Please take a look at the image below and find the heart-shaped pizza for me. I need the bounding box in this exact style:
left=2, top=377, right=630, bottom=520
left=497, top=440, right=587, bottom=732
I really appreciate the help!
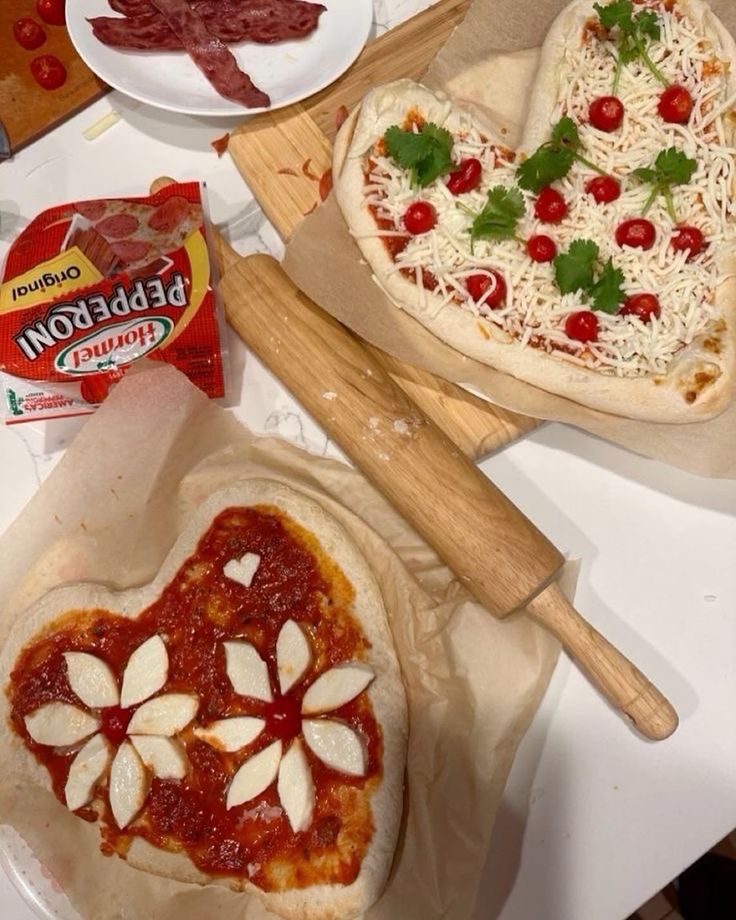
left=1, top=481, right=407, bottom=920
left=334, top=0, right=736, bottom=423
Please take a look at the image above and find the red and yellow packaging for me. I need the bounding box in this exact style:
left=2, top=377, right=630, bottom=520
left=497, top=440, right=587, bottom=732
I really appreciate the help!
left=0, top=182, right=227, bottom=422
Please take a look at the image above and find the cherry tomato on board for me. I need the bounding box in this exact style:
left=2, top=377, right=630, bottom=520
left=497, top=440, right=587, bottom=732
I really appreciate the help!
left=30, top=54, right=67, bottom=91
left=585, top=175, right=621, bottom=204
left=526, top=234, right=557, bottom=263
left=616, top=218, right=656, bottom=250
left=657, top=84, right=693, bottom=124
left=402, top=201, right=437, bottom=235
left=671, top=225, right=705, bottom=259
left=589, top=96, right=625, bottom=132
left=466, top=271, right=507, bottom=308
left=534, top=187, right=568, bottom=224
left=565, top=311, right=599, bottom=343
left=36, top=0, right=66, bottom=27
left=13, top=18, right=46, bottom=50
left=619, top=293, right=661, bottom=323
left=446, top=158, right=482, bottom=196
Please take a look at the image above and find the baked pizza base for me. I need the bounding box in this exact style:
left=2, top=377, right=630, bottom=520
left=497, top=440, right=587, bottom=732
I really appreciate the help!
left=333, top=48, right=736, bottom=423
left=0, top=480, right=407, bottom=920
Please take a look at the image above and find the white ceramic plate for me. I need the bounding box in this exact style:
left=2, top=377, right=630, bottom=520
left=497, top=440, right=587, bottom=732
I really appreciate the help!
left=67, top=0, right=373, bottom=117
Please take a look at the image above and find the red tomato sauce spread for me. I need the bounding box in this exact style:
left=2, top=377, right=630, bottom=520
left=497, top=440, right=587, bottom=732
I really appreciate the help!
left=7, top=507, right=382, bottom=891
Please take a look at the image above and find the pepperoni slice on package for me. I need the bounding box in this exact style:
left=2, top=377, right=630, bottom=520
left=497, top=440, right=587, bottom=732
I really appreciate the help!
left=0, top=182, right=228, bottom=422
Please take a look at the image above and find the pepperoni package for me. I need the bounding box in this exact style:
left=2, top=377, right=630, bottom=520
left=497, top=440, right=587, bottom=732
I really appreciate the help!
left=0, top=182, right=227, bottom=422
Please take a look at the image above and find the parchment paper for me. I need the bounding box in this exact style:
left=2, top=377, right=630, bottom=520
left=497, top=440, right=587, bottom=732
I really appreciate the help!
left=283, top=0, right=736, bottom=478
left=0, top=364, right=561, bottom=920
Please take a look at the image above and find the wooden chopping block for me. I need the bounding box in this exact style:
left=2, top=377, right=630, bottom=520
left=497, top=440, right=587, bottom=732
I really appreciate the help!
left=154, top=177, right=678, bottom=741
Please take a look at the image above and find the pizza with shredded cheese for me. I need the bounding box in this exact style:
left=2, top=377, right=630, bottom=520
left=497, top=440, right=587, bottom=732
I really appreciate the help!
left=333, top=0, right=736, bottom=422
left=1, top=481, right=407, bottom=920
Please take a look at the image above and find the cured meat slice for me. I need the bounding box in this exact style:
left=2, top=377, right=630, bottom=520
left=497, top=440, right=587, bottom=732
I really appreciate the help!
left=148, top=0, right=270, bottom=107
left=89, top=0, right=326, bottom=52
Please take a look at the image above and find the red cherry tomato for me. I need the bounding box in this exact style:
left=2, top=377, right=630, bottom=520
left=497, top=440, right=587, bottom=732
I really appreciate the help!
left=585, top=175, right=621, bottom=204
left=13, top=18, right=46, bottom=50
left=402, top=201, right=437, bottom=235
left=671, top=225, right=705, bottom=259
left=36, top=0, right=66, bottom=27
left=657, top=84, right=693, bottom=124
left=535, top=187, right=568, bottom=224
left=526, top=234, right=557, bottom=262
left=466, top=271, right=507, bottom=308
left=565, top=311, right=599, bottom=343
left=589, top=96, right=625, bottom=132
left=619, top=293, right=661, bottom=323
left=616, top=218, right=656, bottom=250
left=446, top=158, right=482, bottom=196
left=30, top=54, right=67, bottom=91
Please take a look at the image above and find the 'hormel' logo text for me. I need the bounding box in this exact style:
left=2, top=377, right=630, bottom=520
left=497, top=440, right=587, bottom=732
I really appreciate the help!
left=55, top=317, right=174, bottom=375
left=13, top=273, right=186, bottom=361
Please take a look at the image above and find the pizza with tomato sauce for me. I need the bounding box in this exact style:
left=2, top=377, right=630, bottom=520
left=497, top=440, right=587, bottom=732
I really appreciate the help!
left=2, top=481, right=407, bottom=920
left=334, top=0, right=736, bottom=423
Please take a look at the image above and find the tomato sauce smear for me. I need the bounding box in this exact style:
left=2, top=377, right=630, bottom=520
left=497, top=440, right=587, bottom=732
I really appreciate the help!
left=7, top=506, right=383, bottom=891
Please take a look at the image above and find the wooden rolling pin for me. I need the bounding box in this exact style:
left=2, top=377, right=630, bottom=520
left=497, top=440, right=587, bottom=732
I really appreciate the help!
left=153, top=179, right=678, bottom=740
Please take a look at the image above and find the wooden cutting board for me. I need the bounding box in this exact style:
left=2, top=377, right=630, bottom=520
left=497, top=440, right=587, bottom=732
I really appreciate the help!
left=227, top=0, right=540, bottom=460
left=0, top=2, right=107, bottom=155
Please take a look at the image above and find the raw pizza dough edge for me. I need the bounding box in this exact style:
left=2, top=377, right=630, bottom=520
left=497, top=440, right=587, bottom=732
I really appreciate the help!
left=0, top=479, right=408, bottom=920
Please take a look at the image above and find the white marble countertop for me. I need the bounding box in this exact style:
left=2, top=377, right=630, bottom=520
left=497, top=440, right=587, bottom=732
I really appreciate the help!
left=1, top=2, right=736, bottom=918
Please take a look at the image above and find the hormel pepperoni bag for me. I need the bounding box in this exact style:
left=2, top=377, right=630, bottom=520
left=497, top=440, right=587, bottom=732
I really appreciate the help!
left=0, top=182, right=227, bottom=422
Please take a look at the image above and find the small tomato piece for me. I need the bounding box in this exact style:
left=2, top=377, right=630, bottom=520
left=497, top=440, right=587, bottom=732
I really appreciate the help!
left=446, top=158, right=482, bottom=195
left=526, top=234, right=557, bottom=263
left=402, top=201, right=437, bottom=235
left=589, top=96, right=625, bottom=132
left=36, top=0, right=66, bottom=27
left=657, top=84, right=693, bottom=124
left=619, top=293, right=661, bottom=323
left=534, top=187, right=568, bottom=224
left=13, top=18, right=46, bottom=50
left=30, top=54, right=66, bottom=91
left=585, top=175, right=621, bottom=204
left=565, top=311, right=599, bottom=343
left=671, top=225, right=705, bottom=259
left=466, top=271, right=507, bottom=308
left=616, top=218, right=656, bottom=250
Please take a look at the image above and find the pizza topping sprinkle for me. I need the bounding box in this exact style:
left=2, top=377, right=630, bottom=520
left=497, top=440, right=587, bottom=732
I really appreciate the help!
left=620, top=292, right=661, bottom=322
left=466, top=271, right=507, bottom=308
left=658, top=84, right=695, bottom=124
left=565, top=310, right=600, bottom=342
left=447, top=157, right=483, bottom=195
left=403, top=200, right=437, bottom=234
left=671, top=225, right=706, bottom=258
left=527, top=235, right=558, bottom=263
left=615, top=218, right=657, bottom=250
left=535, top=187, right=569, bottom=223
left=585, top=175, right=621, bottom=204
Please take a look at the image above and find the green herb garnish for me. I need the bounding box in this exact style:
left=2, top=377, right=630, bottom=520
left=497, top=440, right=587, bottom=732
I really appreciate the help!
left=517, top=117, right=606, bottom=193
left=554, top=241, right=626, bottom=313
left=590, top=258, right=626, bottom=313
left=632, top=147, right=697, bottom=221
left=594, top=0, right=667, bottom=92
left=384, top=122, right=454, bottom=187
left=469, top=186, right=525, bottom=242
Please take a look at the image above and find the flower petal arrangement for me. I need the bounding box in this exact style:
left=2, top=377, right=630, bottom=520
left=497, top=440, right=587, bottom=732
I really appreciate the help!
left=2, top=481, right=408, bottom=920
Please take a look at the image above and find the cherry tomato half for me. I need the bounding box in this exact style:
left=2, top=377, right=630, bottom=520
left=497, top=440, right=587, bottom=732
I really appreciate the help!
left=466, top=271, right=507, bottom=308
left=36, top=0, right=66, bottom=27
left=589, top=96, right=625, bottom=132
left=30, top=54, right=67, bottom=90
left=526, top=234, right=557, bottom=263
left=616, top=218, right=656, bottom=250
left=585, top=175, right=621, bottom=204
left=657, top=84, right=693, bottom=124
left=402, top=201, right=437, bottom=235
left=534, top=187, right=568, bottom=224
left=619, top=293, right=661, bottom=323
left=671, top=225, right=705, bottom=259
left=565, top=311, right=599, bottom=343
left=446, top=158, right=482, bottom=196
left=13, top=18, right=46, bottom=50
